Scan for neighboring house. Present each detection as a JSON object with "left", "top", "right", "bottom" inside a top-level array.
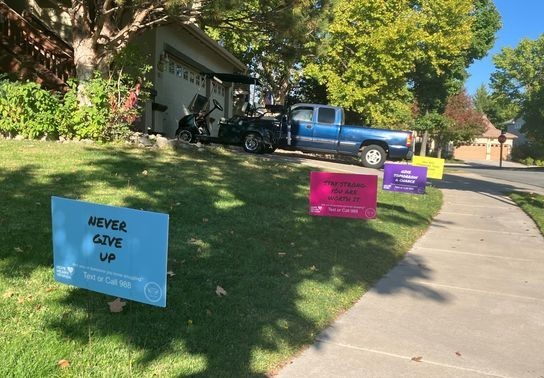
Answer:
[
  {"left": 453, "top": 115, "right": 517, "bottom": 161},
  {"left": 506, "top": 117, "right": 528, "bottom": 147},
  {"left": 0, "top": 0, "right": 249, "bottom": 138}
]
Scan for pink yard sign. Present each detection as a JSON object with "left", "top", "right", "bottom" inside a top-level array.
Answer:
[{"left": 309, "top": 172, "right": 378, "bottom": 219}]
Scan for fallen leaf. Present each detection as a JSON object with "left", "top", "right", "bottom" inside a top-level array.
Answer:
[
  {"left": 2, "top": 290, "right": 14, "bottom": 299},
  {"left": 310, "top": 265, "right": 318, "bottom": 272},
  {"left": 202, "top": 218, "right": 209, "bottom": 223},
  {"left": 290, "top": 242, "right": 295, "bottom": 247},
  {"left": 35, "top": 202, "right": 41, "bottom": 206},
  {"left": 14, "top": 247, "right": 23, "bottom": 253},
  {"left": 455, "top": 352, "right": 462, "bottom": 357},
  {"left": 57, "top": 359, "right": 70, "bottom": 369},
  {"left": 187, "top": 319, "right": 193, "bottom": 326},
  {"left": 142, "top": 170, "right": 148, "bottom": 176},
  {"left": 281, "top": 272, "right": 290, "bottom": 278},
  {"left": 108, "top": 298, "right": 127, "bottom": 313},
  {"left": 35, "top": 304, "right": 42, "bottom": 311},
  {"left": 167, "top": 271, "right": 175, "bottom": 277},
  {"left": 215, "top": 285, "right": 227, "bottom": 297},
  {"left": 278, "top": 252, "right": 286, "bottom": 257},
  {"left": 45, "top": 287, "right": 55, "bottom": 293},
  {"left": 411, "top": 356, "right": 423, "bottom": 362},
  {"left": 17, "top": 297, "right": 25, "bottom": 304},
  {"left": 206, "top": 309, "right": 213, "bottom": 316}
]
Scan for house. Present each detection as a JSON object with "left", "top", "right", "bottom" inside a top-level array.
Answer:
[
  {"left": 453, "top": 115, "right": 517, "bottom": 161},
  {"left": 135, "top": 23, "right": 248, "bottom": 137},
  {"left": 506, "top": 117, "right": 528, "bottom": 147},
  {"left": 0, "top": 0, "right": 249, "bottom": 138}
]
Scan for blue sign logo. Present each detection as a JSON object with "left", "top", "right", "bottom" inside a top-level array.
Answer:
[{"left": 51, "top": 197, "right": 169, "bottom": 307}]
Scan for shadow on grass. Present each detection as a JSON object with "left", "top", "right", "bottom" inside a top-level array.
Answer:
[{"left": 0, "top": 142, "right": 441, "bottom": 377}]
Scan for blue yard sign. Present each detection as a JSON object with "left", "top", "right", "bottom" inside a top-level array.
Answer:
[{"left": 51, "top": 196, "right": 169, "bottom": 307}]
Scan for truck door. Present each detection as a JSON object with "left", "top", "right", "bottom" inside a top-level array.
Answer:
[
  {"left": 289, "top": 106, "right": 315, "bottom": 148},
  {"left": 312, "top": 107, "right": 341, "bottom": 152}
]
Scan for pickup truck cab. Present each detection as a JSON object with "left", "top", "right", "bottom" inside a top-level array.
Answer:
[{"left": 281, "top": 104, "right": 413, "bottom": 169}]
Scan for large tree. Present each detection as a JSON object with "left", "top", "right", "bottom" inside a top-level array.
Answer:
[
  {"left": 473, "top": 84, "right": 516, "bottom": 126},
  {"left": 491, "top": 34, "right": 544, "bottom": 142},
  {"left": 204, "top": 0, "right": 329, "bottom": 104},
  {"left": 305, "top": 0, "right": 423, "bottom": 127},
  {"left": 411, "top": 0, "right": 500, "bottom": 155},
  {"left": 65, "top": 0, "right": 201, "bottom": 81},
  {"left": 303, "top": 0, "right": 499, "bottom": 129}
]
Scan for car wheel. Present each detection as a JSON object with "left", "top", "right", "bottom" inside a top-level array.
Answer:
[
  {"left": 360, "top": 145, "right": 386, "bottom": 169},
  {"left": 177, "top": 129, "right": 193, "bottom": 143},
  {"left": 243, "top": 133, "right": 263, "bottom": 154}
]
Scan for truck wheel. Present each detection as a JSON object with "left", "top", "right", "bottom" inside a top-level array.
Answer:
[
  {"left": 360, "top": 145, "right": 386, "bottom": 169},
  {"left": 243, "top": 133, "right": 263, "bottom": 154},
  {"left": 176, "top": 129, "right": 193, "bottom": 143}
]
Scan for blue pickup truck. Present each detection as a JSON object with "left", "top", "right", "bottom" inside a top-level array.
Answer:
[{"left": 280, "top": 103, "right": 413, "bottom": 169}]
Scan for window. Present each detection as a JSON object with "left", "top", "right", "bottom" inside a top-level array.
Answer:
[
  {"left": 175, "top": 64, "right": 183, "bottom": 77},
  {"left": 291, "top": 108, "right": 314, "bottom": 122},
  {"left": 200, "top": 75, "right": 206, "bottom": 88},
  {"left": 317, "top": 108, "right": 336, "bottom": 124},
  {"left": 195, "top": 75, "right": 200, "bottom": 86},
  {"left": 190, "top": 72, "right": 195, "bottom": 84},
  {"left": 183, "top": 70, "right": 189, "bottom": 80},
  {"left": 168, "top": 60, "right": 175, "bottom": 74}
]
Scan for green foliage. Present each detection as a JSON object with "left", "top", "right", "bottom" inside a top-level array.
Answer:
[
  {"left": 306, "top": 0, "right": 422, "bottom": 127},
  {"left": 303, "top": 0, "right": 497, "bottom": 127},
  {"left": 491, "top": 35, "right": 544, "bottom": 143},
  {"left": 473, "top": 84, "right": 516, "bottom": 125},
  {"left": 414, "top": 111, "right": 452, "bottom": 133},
  {"left": 0, "top": 79, "right": 60, "bottom": 139},
  {"left": 0, "top": 45, "right": 150, "bottom": 142},
  {"left": 204, "top": 0, "right": 328, "bottom": 104},
  {"left": 511, "top": 141, "right": 544, "bottom": 162},
  {"left": 510, "top": 192, "right": 544, "bottom": 236},
  {"left": 410, "top": 0, "right": 499, "bottom": 114}
]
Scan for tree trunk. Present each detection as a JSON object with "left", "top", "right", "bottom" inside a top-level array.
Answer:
[{"left": 419, "top": 130, "right": 429, "bottom": 156}]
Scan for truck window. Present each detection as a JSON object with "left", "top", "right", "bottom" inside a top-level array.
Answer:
[
  {"left": 317, "top": 108, "right": 336, "bottom": 124},
  {"left": 291, "top": 108, "right": 314, "bottom": 122}
]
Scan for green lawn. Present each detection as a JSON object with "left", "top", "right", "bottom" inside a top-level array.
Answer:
[
  {"left": 0, "top": 140, "right": 442, "bottom": 377},
  {"left": 510, "top": 192, "right": 544, "bottom": 235}
]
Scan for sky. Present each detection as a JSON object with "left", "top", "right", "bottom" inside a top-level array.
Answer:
[{"left": 465, "top": 0, "right": 544, "bottom": 95}]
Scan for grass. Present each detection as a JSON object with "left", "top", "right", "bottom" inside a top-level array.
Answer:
[
  {"left": 510, "top": 192, "right": 544, "bottom": 235},
  {"left": 0, "top": 140, "right": 442, "bottom": 377}
]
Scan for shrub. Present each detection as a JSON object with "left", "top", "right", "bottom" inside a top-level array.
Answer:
[
  {"left": 525, "top": 157, "right": 535, "bottom": 166},
  {"left": 0, "top": 79, "right": 59, "bottom": 139}
]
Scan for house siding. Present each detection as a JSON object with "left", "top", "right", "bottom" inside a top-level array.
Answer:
[{"left": 147, "top": 24, "right": 243, "bottom": 137}]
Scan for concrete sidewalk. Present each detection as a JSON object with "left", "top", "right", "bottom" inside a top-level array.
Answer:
[{"left": 277, "top": 174, "right": 544, "bottom": 378}]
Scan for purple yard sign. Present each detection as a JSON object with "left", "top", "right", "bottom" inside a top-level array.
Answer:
[
  {"left": 382, "top": 163, "right": 428, "bottom": 194},
  {"left": 309, "top": 172, "right": 378, "bottom": 219}
]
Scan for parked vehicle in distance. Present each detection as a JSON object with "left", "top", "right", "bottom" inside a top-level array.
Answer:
[{"left": 177, "top": 100, "right": 413, "bottom": 169}]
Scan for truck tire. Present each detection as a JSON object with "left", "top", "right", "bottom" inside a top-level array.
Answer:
[
  {"left": 243, "top": 133, "right": 263, "bottom": 154},
  {"left": 360, "top": 145, "right": 386, "bottom": 169}
]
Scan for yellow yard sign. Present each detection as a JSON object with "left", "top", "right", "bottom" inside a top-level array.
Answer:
[{"left": 411, "top": 156, "right": 445, "bottom": 179}]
